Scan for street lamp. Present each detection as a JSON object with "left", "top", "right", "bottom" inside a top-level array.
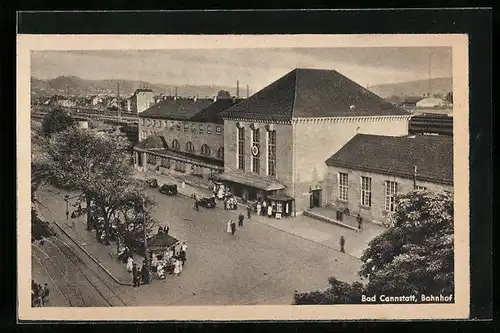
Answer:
[{"left": 64, "top": 194, "right": 70, "bottom": 220}]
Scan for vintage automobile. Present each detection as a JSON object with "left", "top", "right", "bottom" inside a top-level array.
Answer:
[
  {"left": 198, "top": 196, "right": 216, "bottom": 209},
  {"left": 159, "top": 183, "right": 178, "bottom": 196},
  {"left": 145, "top": 178, "right": 159, "bottom": 188}
]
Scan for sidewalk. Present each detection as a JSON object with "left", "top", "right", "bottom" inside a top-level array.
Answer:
[{"left": 134, "top": 170, "right": 386, "bottom": 259}]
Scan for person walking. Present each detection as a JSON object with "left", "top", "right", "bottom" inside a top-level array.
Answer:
[
  {"left": 173, "top": 258, "right": 181, "bottom": 276},
  {"left": 256, "top": 201, "right": 262, "bottom": 216},
  {"left": 226, "top": 220, "right": 232, "bottom": 234},
  {"left": 180, "top": 242, "right": 187, "bottom": 264},
  {"left": 194, "top": 199, "right": 199, "bottom": 211},
  {"left": 247, "top": 205, "right": 252, "bottom": 219},
  {"left": 238, "top": 212, "right": 244, "bottom": 227},
  {"left": 141, "top": 260, "right": 150, "bottom": 285},
  {"left": 267, "top": 204, "right": 273, "bottom": 218},
  {"left": 230, "top": 220, "right": 236, "bottom": 235},
  {"left": 340, "top": 236, "right": 346, "bottom": 253},
  {"left": 262, "top": 200, "right": 267, "bottom": 216},
  {"left": 357, "top": 214, "right": 363, "bottom": 231}
]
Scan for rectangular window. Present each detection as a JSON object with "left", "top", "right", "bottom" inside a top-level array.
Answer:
[
  {"left": 267, "top": 130, "right": 276, "bottom": 177},
  {"left": 216, "top": 125, "right": 222, "bottom": 134},
  {"left": 361, "top": 176, "right": 372, "bottom": 207},
  {"left": 177, "top": 123, "right": 181, "bottom": 131},
  {"left": 237, "top": 127, "right": 245, "bottom": 171},
  {"left": 199, "top": 124, "right": 204, "bottom": 133},
  {"left": 251, "top": 128, "right": 260, "bottom": 174},
  {"left": 184, "top": 123, "right": 189, "bottom": 131},
  {"left": 169, "top": 121, "right": 174, "bottom": 130},
  {"left": 158, "top": 120, "right": 162, "bottom": 128},
  {"left": 416, "top": 185, "right": 427, "bottom": 191},
  {"left": 385, "top": 181, "right": 398, "bottom": 212},
  {"left": 207, "top": 124, "right": 212, "bottom": 134},
  {"left": 338, "top": 172, "right": 348, "bottom": 201}
]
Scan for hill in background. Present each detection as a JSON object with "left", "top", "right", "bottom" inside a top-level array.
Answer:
[
  {"left": 368, "top": 77, "right": 453, "bottom": 99},
  {"left": 31, "top": 75, "right": 240, "bottom": 98}
]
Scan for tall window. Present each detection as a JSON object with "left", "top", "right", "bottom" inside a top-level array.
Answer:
[
  {"left": 201, "top": 144, "right": 211, "bottom": 156},
  {"left": 338, "top": 172, "right": 348, "bottom": 201},
  {"left": 361, "top": 176, "right": 372, "bottom": 207},
  {"left": 237, "top": 127, "right": 245, "bottom": 171},
  {"left": 251, "top": 128, "right": 260, "bottom": 174},
  {"left": 385, "top": 181, "right": 398, "bottom": 212},
  {"left": 172, "top": 139, "right": 180, "bottom": 150},
  {"left": 207, "top": 124, "right": 212, "bottom": 134},
  {"left": 186, "top": 141, "right": 194, "bottom": 153},
  {"left": 267, "top": 130, "right": 276, "bottom": 177},
  {"left": 217, "top": 147, "right": 224, "bottom": 159}
]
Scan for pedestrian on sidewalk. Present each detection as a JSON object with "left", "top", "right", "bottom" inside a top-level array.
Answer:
[
  {"left": 262, "top": 200, "right": 267, "bottom": 216},
  {"left": 230, "top": 220, "right": 236, "bottom": 235},
  {"left": 247, "top": 205, "right": 252, "bottom": 219},
  {"left": 173, "top": 258, "right": 181, "bottom": 276},
  {"left": 126, "top": 256, "right": 134, "bottom": 273},
  {"left": 238, "top": 212, "right": 244, "bottom": 227},
  {"left": 141, "top": 260, "right": 149, "bottom": 285},
  {"left": 181, "top": 181, "right": 186, "bottom": 190},
  {"left": 340, "top": 236, "right": 346, "bottom": 253},
  {"left": 267, "top": 204, "right": 273, "bottom": 218},
  {"left": 256, "top": 201, "right": 262, "bottom": 216},
  {"left": 180, "top": 242, "right": 187, "bottom": 264},
  {"left": 357, "top": 214, "right": 363, "bottom": 231},
  {"left": 194, "top": 199, "right": 199, "bottom": 211},
  {"left": 226, "top": 220, "right": 232, "bottom": 234}
]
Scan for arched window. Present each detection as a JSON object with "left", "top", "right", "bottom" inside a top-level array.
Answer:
[
  {"left": 201, "top": 144, "right": 211, "bottom": 156},
  {"left": 186, "top": 141, "right": 195, "bottom": 153},
  {"left": 216, "top": 147, "right": 224, "bottom": 159},
  {"left": 172, "top": 139, "right": 180, "bottom": 150}
]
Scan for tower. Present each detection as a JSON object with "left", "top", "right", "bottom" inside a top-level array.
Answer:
[{"left": 236, "top": 80, "right": 240, "bottom": 98}]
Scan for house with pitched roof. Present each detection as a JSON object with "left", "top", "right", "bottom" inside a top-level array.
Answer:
[
  {"left": 217, "top": 68, "right": 412, "bottom": 215},
  {"left": 130, "top": 88, "right": 155, "bottom": 114},
  {"left": 133, "top": 97, "right": 243, "bottom": 180},
  {"left": 324, "top": 134, "right": 453, "bottom": 225}
]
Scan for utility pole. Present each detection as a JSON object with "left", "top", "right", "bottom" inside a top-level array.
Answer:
[
  {"left": 413, "top": 165, "right": 417, "bottom": 190},
  {"left": 236, "top": 80, "right": 240, "bottom": 98},
  {"left": 246, "top": 85, "right": 249, "bottom": 98},
  {"left": 142, "top": 195, "right": 150, "bottom": 284}
]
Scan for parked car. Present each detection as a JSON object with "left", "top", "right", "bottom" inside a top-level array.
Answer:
[
  {"left": 198, "top": 196, "right": 216, "bottom": 209},
  {"left": 159, "top": 183, "right": 178, "bottom": 196},
  {"left": 145, "top": 178, "right": 159, "bottom": 188}
]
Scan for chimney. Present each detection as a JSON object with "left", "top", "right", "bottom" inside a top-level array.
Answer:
[{"left": 236, "top": 80, "right": 240, "bottom": 98}]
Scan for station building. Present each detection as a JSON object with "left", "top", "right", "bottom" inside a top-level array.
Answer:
[
  {"left": 216, "top": 68, "right": 412, "bottom": 215},
  {"left": 325, "top": 134, "right": 453, "bottom": 224},
  {"left": 133, "top": 97, "right": 242, "bottom": 180}
]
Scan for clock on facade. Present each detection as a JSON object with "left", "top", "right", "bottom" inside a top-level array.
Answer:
[{"left": 251, "top": 145, "right": 259, "bottom": 156}]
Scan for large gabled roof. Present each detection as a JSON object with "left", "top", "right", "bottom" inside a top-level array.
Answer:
[
  {"left": 325, "top": 134, "right": 453, "bottom": 185},
  {"left": 220, "top": 68, "right": 409, "bottom": 121},
  {"left": 139, "top": 98, "right": 214, "bottom": 120}
]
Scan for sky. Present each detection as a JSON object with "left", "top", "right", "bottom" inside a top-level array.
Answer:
[{"left": 31, "top": 47, "right": 452, "bottom": 91}]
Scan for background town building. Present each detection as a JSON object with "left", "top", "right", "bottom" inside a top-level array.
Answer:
[
  {"left": 218, "top": 68, "right": 412, "bottom": 214},
  {"left": 130, "top": 88, "right": 155, "bottom": 114},
  {"left": 325, "top": 134, "right": 453, "bottom": 224}
]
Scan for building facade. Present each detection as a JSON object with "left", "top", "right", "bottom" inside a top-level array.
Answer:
[
  {"left": 218, "top": 68, "right": 411, "bottom": 215},
  {"left": 134, "top": 97, "right": 240, "bottom": 180},
  {"left": 325, "top": 134, "right": 453, "bottom": 224},
  {"left": 131, "top": 88, "right": 155, "bottom": 114}
]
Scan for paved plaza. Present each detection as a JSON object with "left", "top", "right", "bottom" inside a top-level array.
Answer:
[{"left": 33, "top": 180, "right": 383, "bottom": 306}]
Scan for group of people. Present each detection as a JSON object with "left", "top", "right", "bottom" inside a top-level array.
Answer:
[
  {"left": 255, "top": 199, "right": 275, "bottom": 217},
  {"left": 223, "top": 195, "right": 238, "bottom": 210},
  {"left": 226, "top": 212, "right": 246, "bottom": 235},
  {"left": 31, "top": 280, "right": 50, "bottom": 307},
  {"left": 128, "top": 259, "right": 151, "bottom": 287}
]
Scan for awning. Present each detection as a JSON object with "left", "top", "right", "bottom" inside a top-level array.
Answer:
[
  {"left": 267, "top": 194, "right": 294, "bottom": 202},
  {"left": 135, "top": 147, "right": 224, "bottom": 170},
  {"left": 214, "top": 170, "right": 285, "bottom": 191},
  {"left": 147, "top": 233, "right": 179, "bottom": 252}
]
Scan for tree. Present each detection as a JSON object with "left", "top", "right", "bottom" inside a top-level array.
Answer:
[
  {"left": 294, "top": 278, "right": 364, "bottom": 305},
  {"left": 292, "top": 190, "right": 454, "bottom": 304},
  {"left": 47, "top": 128, "right": 134, "bottom": 230},
  {"left": 217, "top": 90, "right": 232, "bottom": 99},
  {"left": 359, "top": 190, "right": 454, "bottom": 296},
  {"left": 41, "top": 107, "right": 75, "bottom": 137}
]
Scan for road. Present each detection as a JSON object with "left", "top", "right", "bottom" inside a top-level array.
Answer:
[{"left": 35, "top": 185, "right": 362, "bottom": 306}]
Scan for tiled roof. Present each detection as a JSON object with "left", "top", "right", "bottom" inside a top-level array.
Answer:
[
  {"left": 135, "top": 88, "right": 153, "bottom": 93},
  {"left": 139, "top": 98, "right": 214, "bottom": 120},
  {"left": 147, "top": 233, "right": 178, "bottom": 251},
  {"left": 189, "top": 99, "right": 244, "bottom": 124},
  {"left": 135, "top": 134, "right": 167, "bottom": 149},
  {"left": 325, "top": 134, "right": 453, "bottom": 185},
  {"left": 221, "top": 68, "right": 408, "bottom": 121}
]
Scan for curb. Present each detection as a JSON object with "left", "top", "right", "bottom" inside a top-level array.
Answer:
[
  {"left": 303, "top": 211, "right": 360, "bottom": 232},
  {"left": 53, "top": 221, "right": 133, "bottom": 286}
]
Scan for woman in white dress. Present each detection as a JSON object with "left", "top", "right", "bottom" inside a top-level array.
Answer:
[
  {"left": 126, "top": 257, "right": 134, "bottom": 272},
  {"left": 226, "top": 220, "right": 232, "bottom": 233},
  {"left": 173, "top": 258, "right": 182, "bottom": 276}
]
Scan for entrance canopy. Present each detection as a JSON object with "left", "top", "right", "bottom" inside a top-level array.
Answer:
[{"left": 214, "top": 170, "right": 285, "bottom": 191}]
